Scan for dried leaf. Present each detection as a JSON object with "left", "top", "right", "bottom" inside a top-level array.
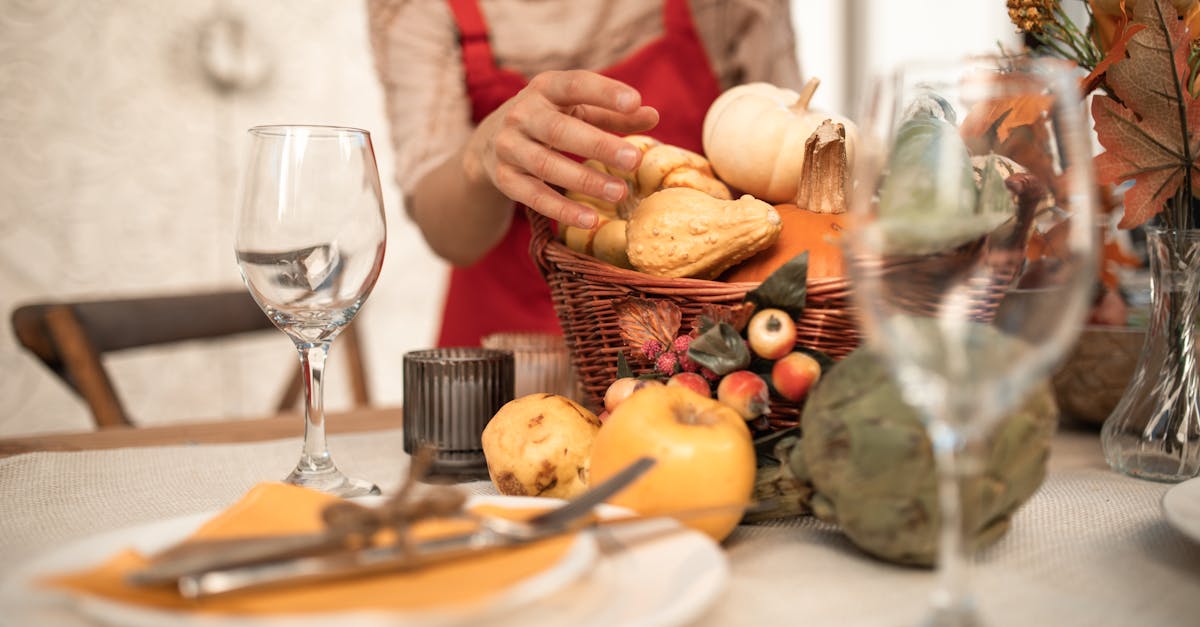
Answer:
[
  {"left": 1093, "top": 0, "right": 1200, "bottom": 228},
  {"left": 614, "top": 298, "right": 681, "bottom": 356},
  {"left": 1080, "top": 22, "right": 1146, "bottom": 95},
  {"left": 1026, "top": 220, "right": 1071, "bottom": 261},
  {"left": 1100, "top": 233, "right": 1141, "bottom": 289},
  {"left": 691, "top": 303, "right": 756, "bottom": 336},
  {"left": 961, "top": 93, "right": 1054, "bottom": 144}
]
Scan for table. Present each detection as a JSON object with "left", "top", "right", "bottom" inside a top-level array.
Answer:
[{"left": 1, "top": 411, "right": 1197, "bottom": 626}]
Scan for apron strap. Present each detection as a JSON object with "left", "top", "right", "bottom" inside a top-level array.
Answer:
[
  {"left": 447, "top": 0, "right": 498, "bottom": 80},
  {"left": 663, "top": 0, "right": 699, "bottom": 36}
]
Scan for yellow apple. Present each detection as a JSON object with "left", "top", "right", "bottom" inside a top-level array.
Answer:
[{"left": 589, "top": 385, "right": 756, "bottom": 542}]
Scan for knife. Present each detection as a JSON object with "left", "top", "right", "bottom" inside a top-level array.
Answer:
[{"left": 129, "top": 456, "right": 657, "bottom": 591}]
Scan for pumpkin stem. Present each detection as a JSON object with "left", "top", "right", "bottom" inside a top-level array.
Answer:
[
  {"left": 791, "top": 77, "right": 821, "bottom": 113},
  {"left": 795, "top": 119, "right": 848, "bottom": 214}
]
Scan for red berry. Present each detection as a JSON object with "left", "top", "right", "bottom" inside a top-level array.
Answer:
[
  {"left": 655, "top": 351, "right": 679, "bottom": 375},
  {"left": 641, "top": 339, "right": 665, "bottom": 361}
]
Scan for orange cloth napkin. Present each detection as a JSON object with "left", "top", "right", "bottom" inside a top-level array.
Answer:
[{"left": 42, "top": 483, "right": 578, "bottom": 616}]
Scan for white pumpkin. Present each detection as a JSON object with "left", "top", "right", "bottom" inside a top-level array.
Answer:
[{"left": 702, "top": 78, "right": 857, "bottom": 204}]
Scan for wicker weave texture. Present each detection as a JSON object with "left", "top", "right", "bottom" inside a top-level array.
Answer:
[{"left": 529, "top": 211, "right": 861, "bottom": 428}]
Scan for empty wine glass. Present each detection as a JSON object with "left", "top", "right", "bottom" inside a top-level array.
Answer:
[
  {"left": 845, "top": 56, "right": 1097, "bottom": 625},
  {"left": 236, "top": 125, "right": 386, "bottom": 497}
]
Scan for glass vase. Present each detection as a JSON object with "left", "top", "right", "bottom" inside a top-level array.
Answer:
[{"left": 1101, "top": 227, "right": 1200, "bottom": 482}]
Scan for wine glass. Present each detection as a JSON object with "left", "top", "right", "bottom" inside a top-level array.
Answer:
[
  {"left": 844, "top": 56, "right": 1097, "bottom": 625},
  {"left": 236, "top": 125, "right": 386, "bottom": 497}
]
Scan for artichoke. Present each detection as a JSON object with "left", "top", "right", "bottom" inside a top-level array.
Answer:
[{"left": 750, "top": 346, "right": 1058, "bottom": 566}]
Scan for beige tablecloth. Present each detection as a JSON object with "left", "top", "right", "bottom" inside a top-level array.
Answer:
[{"left": 1, "top": 427, "right": 1198, "bottom": 626}]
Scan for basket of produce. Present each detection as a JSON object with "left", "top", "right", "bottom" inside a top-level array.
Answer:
[{"left": 529, "top": 79, "right": 860, "bottom": 432}]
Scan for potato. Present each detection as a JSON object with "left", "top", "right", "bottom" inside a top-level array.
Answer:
[{"left": 481, "top": 393, "right": 602, "bottom": 499}]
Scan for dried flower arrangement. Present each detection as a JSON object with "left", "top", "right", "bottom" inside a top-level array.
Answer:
[{"left": 1006, "top": 0, "right": 1200, "bottom": 230}]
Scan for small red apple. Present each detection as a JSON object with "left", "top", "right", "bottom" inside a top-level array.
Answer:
[
  {"left": 716, "top": 370, "right": 770, "bottom": 420},
  {"left": 746, "top": 308, "right": 797, "bottom": 360},
  {"left": 772, "top": 352, "right": 822, "bottom": 402},
  {"left": 667, "top": 372, "right": 711, "bottom": 397},
  {"left": 604, "top": 377, "right": 664, "bottom": 412}
]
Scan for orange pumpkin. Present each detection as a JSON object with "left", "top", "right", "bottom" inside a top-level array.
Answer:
[{"left": 721, "top": 203, "right": 845, "bottom": 283}]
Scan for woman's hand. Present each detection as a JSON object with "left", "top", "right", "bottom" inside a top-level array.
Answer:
[{"left": 464, "top": 70, "right": 660, "bottom": 229}]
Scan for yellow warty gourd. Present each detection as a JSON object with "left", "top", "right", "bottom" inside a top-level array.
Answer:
[{"left": 626, "top": 188, "right": 781, "bottom": 280}]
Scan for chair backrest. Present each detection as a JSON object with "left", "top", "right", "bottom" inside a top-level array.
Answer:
[{"left": 11, "top": 290, "right": 370, "bottom": 428}]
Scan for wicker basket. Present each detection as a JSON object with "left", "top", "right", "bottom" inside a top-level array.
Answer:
[{"left": 528, "top": 210, "right": 861, "bottom": 430}]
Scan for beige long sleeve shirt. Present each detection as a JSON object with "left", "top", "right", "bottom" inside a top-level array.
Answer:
[{"left": 366, "top": 0, "right": 802, "bottom": 199}]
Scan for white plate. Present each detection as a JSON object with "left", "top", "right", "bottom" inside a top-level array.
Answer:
[
  {"left": 1163, "top": 475, "right": 1200, "bottom": 545},
  {"left": 1, "top": 496, "right": 728, "bottom": 627}
]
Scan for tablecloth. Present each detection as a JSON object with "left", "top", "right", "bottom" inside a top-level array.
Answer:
[{"left": 1, "top": 427, "right": 1197, "bottom": 626}]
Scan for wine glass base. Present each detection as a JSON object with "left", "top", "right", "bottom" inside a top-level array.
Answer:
[{"left": 283, "top": 467, "right": 381, "bottom": 498}]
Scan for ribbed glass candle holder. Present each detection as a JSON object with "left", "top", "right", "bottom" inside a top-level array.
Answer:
[{"left": 402, "top": 348, "right": 514, "bottom": 480}]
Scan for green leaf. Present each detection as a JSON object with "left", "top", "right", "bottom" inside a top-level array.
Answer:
[
  {"left": 687, "top": 322, "right": 751, "bottom": 375},
  {"left": 746, "top": 252, "right": 810, "bottom": 319},
  {"left": 616, "top": 351, "right": 633, "bottom": 379}
]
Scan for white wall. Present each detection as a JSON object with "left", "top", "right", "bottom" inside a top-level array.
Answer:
[
  {"left": 794, "top": 0, "right": 1020, "bottom": 115},
  {"left": 0, "top": 1, "right": 444, "bottom": 434}
]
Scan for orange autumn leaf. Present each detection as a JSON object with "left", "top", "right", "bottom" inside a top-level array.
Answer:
[
  {"left": 1026, "top": 220, "right": 1071, "bottom": 261},
  {"left": 1089, "top": 0, "right": 1132, "bottom": 52},
  {"left": 1080, "top": 21, "right": 1146, "bottom": 95},
  {"left": 1027, "top": 220, "right": 1138, "bottom": 289},
  {"left": 959, "top": 67, "right": 1064, "bottom": 143},
  {"left": 1100, "top": 236, "right": 1141, "bottom": 288},
  {"left": 961, "top": 94, "right": 1055, "bottom": 143},
  {"left": 1092, "top": 0, "right": 1200, "bottom": 228}
]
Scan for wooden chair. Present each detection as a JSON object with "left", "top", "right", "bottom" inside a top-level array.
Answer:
[{"left": 10, "top": 290, "right": 371, "bottom": 429}]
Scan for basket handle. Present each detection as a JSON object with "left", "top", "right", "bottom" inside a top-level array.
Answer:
[{"left": 527, "top": 207, "right": 557, "bottom": 278}]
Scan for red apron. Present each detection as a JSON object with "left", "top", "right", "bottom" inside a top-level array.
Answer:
[{"left": 438, "top": 0, "right": 722, "bottom": 347}]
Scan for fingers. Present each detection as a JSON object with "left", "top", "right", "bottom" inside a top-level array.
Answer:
[
  {"left": 571, "top": 104, "right": 659, "bottom": 135},
  {"left": 496, "top": 132, "right": 626, "bottom": 203},
  {"left": 506, "top": 101, "right": 647, "bottom": 174},
  {"left": 528, "top": 70, "right": 641, "bottom": 112},
  {"left": 493, "top": 162, "right": 600, "bottom": 229},
  {"left": 479, "top": 71, "right": 666, "bottom": 227},
  {"left": 518, "top": 71, "right": 658, "bottom": 170}
]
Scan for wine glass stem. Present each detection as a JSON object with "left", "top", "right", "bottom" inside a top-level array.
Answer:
[
  {"left": 928, "top": 420, "right": 985, "bottom": 626},
  {"left": 297, "top": 340, "right": 334, "bottom": 472}
]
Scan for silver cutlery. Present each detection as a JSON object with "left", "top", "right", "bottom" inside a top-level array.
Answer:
[
  {"left": 180, "top": 493, "right": 758, "bottom": 599},
  {"left": 130, "top": 456, "right": 657, "bottom": 595}
]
